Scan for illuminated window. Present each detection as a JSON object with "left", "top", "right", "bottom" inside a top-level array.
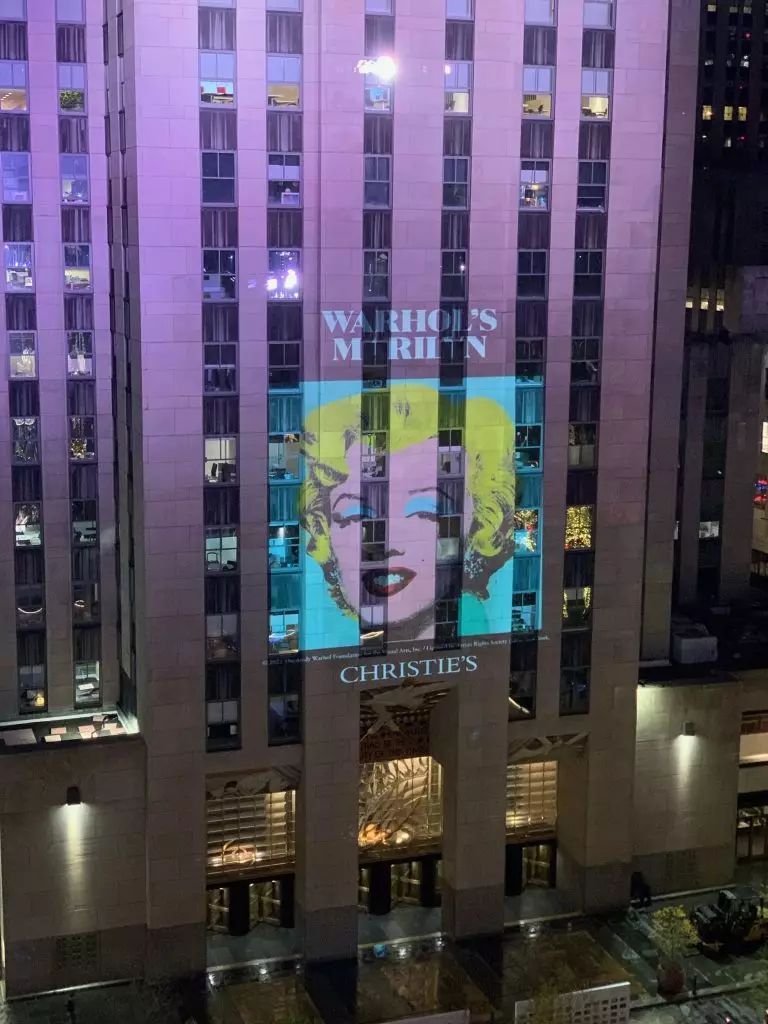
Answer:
[
  {"left": 268, "top": 432, "right": 301, "bottom": 480},
  {"left": 447, "top": 0, "right": 473, "bottom": 16},
  {"left": 520, "top": 159, "right": 550, "bottom": 209},
  {"left": 698, "top": 520, "right": 720, "bottom": 539},
  {"left": 359, "top": 758, "right": 443, "bottom": 850},
  {"left": 514, "top": 509, "right": 539, "bottom": 554},
  {"left": 4, "top": 242, "right": 33, "bottom": 291},
  {"left": 716, "top": 289, "right": 725, "bottom": 312},
  {"left": 267, "top": 248, "right": 301, "bottom": 299},
  {"left": 563, "top": 586, "right": 591, "bottom": 628},
  {"left": 267, "top": 55, "right": 301, "bottom": 108},
  {"left": 506, "top": 761, "right": 557, "bottom": 835},
  {"left": 200, "top": 52, "right": 235, "bottom": 105},
  {"left": 269, "top": 610, "right": 299, "bottom": 654},
  {"left": 522, "top": 66, "right": 553, "bottom": 117},
  {"left": 206, "top": 527, "right": 239, "bottom": 572},
  {"left": 72, "top": 499, "right": 97, "bottom": 546},
  {"left": 702, "top": 104, "right": 714, "bottom": 119},
  {"left": 724, "top": 105, "right": 734, "bottom": 120},
  {"left": 9, "top": 331, "right": 35, "bottom": 378},
  {"left": 11, "top": 417, "right": 39, "bottom": 465},
  {"left": 0, "top": 61, "right": 27, "bottom": 112},
  {"left": 363, "top": 249, "right": 389, "bottom": 299},
  {"left": 63, "top": 243, "right": 91, "bottom": 292},
  {"left": 206, "top": 612, "right": 240, "bottom": 660},
  {"left": 565, "top": 505, "right": 594, "bottom": 549},
  {"left": 581, "top": 68, "right": 611, "bottom": 119},
  {"left": 74, "top": 659, "right": 100, "bottom": 707},
  {"left": 2, "top": 153, "right": 30, "bottom": 203},
  {"left": 269, "top": 153, "right": 301, "bottom": 206},
  {"left": 60, "top": 153, "right": 89, "bottom": 204},
  {"left": 738, "top": 105, "right": 748, "bottom": 120},
  {"left": 269, "top": 523, "right": 299, "bottom": 569},
  {"left": 700, "top": 288, "right": 710, "bottom": 310},
  {"left": 205, "top": 437, "right": 237, "bottom": 484},
  {"left": 15, "top": 502, "right": 41, "bottom": 548},
  {"left": 762, "top": 421, "right": 768, "bottom": 454},
  {"left": 69, "top": 415, "right": 96, "bottom": 461},
  {"left": 365, "top": 72, "right": 392, "bottom": 112},
  {"left": 445, "top": 61, "right": 472, "bottom": 114},
  {"left": 67, "top": 331, "right": 93, "bottom": 376},
  {"left": 58, "top": 63, "right": 86, "bottom": 111}
]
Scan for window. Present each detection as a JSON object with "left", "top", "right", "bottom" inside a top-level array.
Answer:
[
  {"left": 267, "top": 248, "right": 301, "bottom": 300},
  {"left": 4, "top": 242, "right": 32, "bottom": 290},
  {"left": 2, "top": 152, "right": 29, "bottom": 202},
  {"left": 206, "top": 612, "right": 240, "bottom": 660},
  {"left": 206, "top": 665, "right": 240, "bottom": 750},
  {"left": 17, "top": 579, "right": 43, "bottom": 629},
  {"left": 445, "top": 61, "right": 472, "bottom": 113},
  {"left": 73, "top": 583, "right": 99, "bottom": 624},
  {"left": 581, "top": 69, "right": 611, "bottom": 118},
  {"left": 363, "top": 249, "right": 389, "bottom": 298},
  {"left": 447, "top": 0, "right": 473, "bottom": 16},
  {"left": 72, "top": 498, "right": 98, "bottom": 545},
  {"left": 269, "top": 610, "right": 299, "bottom": 654},
  {"left": 204, "top": 437, "right": 237, "bottom": 484},
  {"left": 269, "top": 342, "right": 301, "bottom": 389},
  {"left": 525, "top": 0, "right": 555, "bottom": 24},
  {"left": 568, "top": 423, "right": 597, "bottom": 468},
  {"left": 571, "top": 337, "right": 599, "bottom": 383},
  {"left": 0, "top": 61, "right": 26, "bottom": 112},
  {"left": 9, "top": 330, "right": 35, "bottom": 377},
  {"left": 12, "top": 416, "right": 38, "bottom": 464},
  {"left": 441, "top": 250, "right": 467, "bottom": 299},
  {"left": 509, "top": 640, "right": 537, "bottom": 720},
  {"left": 367, "top": 0, "right": 393, "bottom": 10},
  {"left": 199, "top": 7, "right": 236, "bottom": 49},
  {"left": 267, "top": 55, "right": 301, "bottom": 108},
  {"left": 520, "top": 159, "right": 550, "bottom": 209},
  {"left": 200, "top": 51, "right": 235, "bottom": 105},
  {"left": 560, "top": 633, "right": 590, "bottom": 715},
  {"left": 574, "top": 250, "right": 603, "bottom": 296},
  {"left": 517, "top": 338, "right": 544, "bottom": 383},
  {"left": 267, "top": 0, "right": 301, "bottom": 10},
  {"left": 443, "top": 156, "right": 469, "bottom": 208},
  {"left": 206, "top": 527, "right": 238, "bottom": 572},
  {"left": 203, "top": 248, "right": 236, "bottom": 301},
  {"left": 365, "top": 15, "right": 395, "bottom": 56},
  {"left": 69, "top": 414, "right": 95, "bottom": 461},
  {"left": 15, "top": 501, "right": 41, "bottom": 547},
  {"left": 268, "top": 661, "right": 301, "bottom": 744},
  {"left": 518, "top": 250, "right": 547, "bottom": 298},
  {"left": 268, "top": 153, "right": 300, "bottom": 206},
  {"left": 563, "top": 586, "right": 591, "bottom": 629},
  {"left": 577, "top": 160, "right": 607, "bottom": 209},
  {"left": 583, "top": 0, "right": 613, "bottom": 26},
  {"left": 515, "top": 509, "right": 539, "bottom": 554},
  {"left": 202, "top": 151, "right": 235, "bottom": 204},
  {"left": 364, "top": 155, "right": 391, "bottom": 207},
  {"left": 58, "top": 64, "right": 85, "bottom": 112},
  {"left": 18, "top": 633, "right": 45, "bottom": 714},
  {"left": 699, "top": 520, "right": 720, "bottom": 539},
  {"left": 57, "top": 0, "right": 85, "bottom": 20},
  {"left": 204, "top": 342, "right": 237, "bottom": 393},
  {"left": 762, "top": 420, "right": 768, "bottom": 454},
  {"left": 516, "top": 425, "right": 541, "bottom": 468},
  {"left": 269, "top": 523, "right": 299, "bottom": 568},
  {"left": 67, "top": 331, "right": 93, "bottom": 376},
  {"left": 60, "top": 154, "right": 88, "bottom": 203},
  {"left": 269, "top": 432, "right": 301, "bottom": 480},
  {"left": 0, "top": 0, "right": 26, "bottom": 18},
  {"left": 63, "top": 243, "right": 91, "bottom": 291},
  {"left": 522, "top": 66, "right": 553, "bottom": 117}
]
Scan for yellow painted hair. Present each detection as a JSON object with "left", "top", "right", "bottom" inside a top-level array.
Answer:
[{"left": 300, "top": 384, "right": 516, "bottom": 600}]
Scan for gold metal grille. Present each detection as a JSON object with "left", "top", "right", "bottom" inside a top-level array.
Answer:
[
  {"left": 506, "top": 760, "right": 557, "bottom": 838},
  {"left": 206, "top": 788, "right": 296, "bottom": 880},
  {"left": 358, "top": 756, "right": 443, "bottom": 858}
]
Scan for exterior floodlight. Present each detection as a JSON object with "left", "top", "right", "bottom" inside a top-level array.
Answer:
[{"left": 355, "top": 56, "right": 397, "bottom": 81}]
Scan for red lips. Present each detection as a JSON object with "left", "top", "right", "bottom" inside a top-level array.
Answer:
[{"left": 362, "top": 567, "right": 416, "bottom": 597}]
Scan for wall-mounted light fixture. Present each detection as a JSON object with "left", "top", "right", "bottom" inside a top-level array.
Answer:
[
  {"left": 681, "top": 721, "right": 696, "bottom": 737},
  {"left": 66, "top": 785, "right": 81, "bottom": 806}
]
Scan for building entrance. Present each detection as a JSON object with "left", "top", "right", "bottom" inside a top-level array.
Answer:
[
  {"left": 359, "top": 855, "right": 442, "bottom": 916},
  {"left": 206, "top": 875, "right": 295, "bottom": 936},
  {"left": 505, "top": 840, "right": 556, "bottom": 896}
]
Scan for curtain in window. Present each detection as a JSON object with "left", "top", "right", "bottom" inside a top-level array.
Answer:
[
  {"left": 199, "top": 110, "right": 237, "bottom": 151},
  {"left": 56, "top": 25, "right": 86, "bottom": 62},
  {"left": 64, "top": 296, "right": 93, "bottom": 330},
  {"left": 437, "top": 563, "right": 463, "bottom": 597},
  {"left": 571, "top": 299, "right": 603, "bottom": 338},
  {"left": 70, "top": 464, "right": 98, "bottom": 500},
  {"left": 521, "top": 121, "right": 553, "bottom": 159},
  {"left": 269, "top": 484, "right": 299, "bottom": 523},
  {"left": 441, "top": 212, "right": 468, "bottom": 250},
  {"left": 202, "top": 208, "right": 238, "bottom": 247},
  {"left": 523, "top": 26, "right": 556, "bottom": 65},
  {"left": 575, "top": 212, "right": 606, "bottom": 250},
  {"left": 0, "top": 113, "right": 29, "bottom": 152},
  {"left": 578, "top": 122, "right": 610, "bottom": 160},
  {"left": 61, "top": 207, "right": 91, "bottom": 243},
  {"left": 564, "top": 550, "right": 595, "bottom": 588},
  {"left": 437, "top": 480, "right": 464, "bottom": 516},
  {"left": 270, "top": 573, "right": 301, "bottom": 612},
  {"left": 203, "top": 304, "right": 239, "bottom": 343},
  {"left": 15, "top": 548, "right": 43, "bottom": 585},
  {"left": 561, "top": 630, "right": 591, "bottom": 668},
  {"left": 0, "top": 22, "right": 27, "bottom": 60},
  {"left": 582, "top": 29, "right": 614, "bottom": 69},
  {"left": 204, "top": 397, "right": 239, "bottom": 435},
  {"left": 268, "top": 395, "right": 301, "bottom": 433},
  {"left": 267, "top": 111, "right": 302, "bottom": 153},
  {"left": 363, "top": 210, "right": 392, "bottom": 250},
  {"left": 364, "top": 15, "right": 395, "bottom": 55},
  {"left": 206, "top": 577, "right": 240, "bottom": 614},
  {"left": 6, "top": 295, "right": 35, "bottom": 331},
  {"left": 516, "top": 473, "right": 542, "bottom": 509},
  {"left": 9, "top": 381, "right": 39, "bottom": 417},
  {"left": 267, "top": 304, "right": 302, "bottom": 342},
  {"left": 516, "top": 388, "right": 543, "bottom": 425},
  {"left": 17, "top": 630, "right": 44, "bottom": 666},
  {"left": 199, "top": 8, "right": 236, "bottom": 50},
  {"left": 59, "top": 116, "right": 88, "bottom": 154},
  {"left": 2, "top": 204, "right": 32, "bottom": 241},
  {"left": 360, "top": 482, "right": 387, "bottom": 519},
  {"left": 205, "top": 487, "right": 240, "bottom": 526},
  {"left": 445, "top": 21, "right": 474, "bottom": 61},
  {"left": 443, "top": 117, "right": 472, "bottom": 156},
  {"left": 267, "top": 210, "right": 302, "bottom": 248},
  {"left": 514, "top": 557, "right": 540, "bottom": 592},
  {"left": 267, "top": 12, "right": 302, "bottom": 54},
  {"left": 74, "top": 626, "right": 100, "bottom": 661},
  {"left": 569, "top": 386, "right": 600, "bottom": 423},
  {"left": 518, "top": 212, "right": 550, "bottom": 249},
  {"left": 510, "top": 638, "right": 537, "bottom": 671},
  {"left": 438, "top": 391, "right": 465, "bottom": 429},
  {"left": 515, "top": 300, "right": 547, "bottom": 339}
]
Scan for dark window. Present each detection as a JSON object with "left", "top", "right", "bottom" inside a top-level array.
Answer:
[
  {"left": 206, "top": 664, "right": 241, "bottom": 751},
  {"left": 202, "top": 151, "right": 235, "bottom": 204},
  {"left": 582, "top": 29, "right": 615, "bottom": 67},
  {"left": 365, "top": 15, "right": 395, "bottom": 55},
  {"left": 509, "top": 639, "right": 537, "bottom": 720},
  {"left": 444, "top": 117, "right": 472, "bottom": 156},
  {"left": 574, "top": 250, "right": 604, "bottom": 297},
  {"left": 560, "top": 632, "right": 591, "bottom": 715},
  {"left": 0, "top": 114, "right": 29, "bottom": 152},
  {"left": 200, "top": 110, "right": 238, "bottom": 151},
  {"left": 577, "top": 161, "right": 608, "bottom": 209},
  {"left": 267, "top": 209, "right": 303, "bottom": 248},
  {"left": 267, "top": 111, "right": 302, "bottom": 152},
  {"left": 61, "top": 207, "right": 91, "bottom": 243},
  {"left": 199, "top": 7, "right": 236, "bottom": 50},
  {"left": 0, "top": 21, "right": 27, "bottom": 60},
  {"left": 518, "top": 211, "right": 550, "bottom": 249},
  {"left": 203, "top": 304, "right": 239, "bottom": 343},
  {"left": 59, "top": 116, "right": 88, "bottom": 154},
  {"left": 56, "top": 26, "right": 86, "bottom": 63},
  {"left": 2, "top": 204, "right": 32, "bottom": 241},
  {"left": 6, "top": 295, "right": 36, "bottom": 331},
  {"left": 267, "top": 12, "right": 302, "bottom": 53},
  {"left": 364, "top": 113, "right": 393, "bottom": 154},
  {"left": 268, "top": 660, "right": 302, "bottom": 744},
  {"left": 524, "top": 25, "right": 556, "bottom": 65},
  {"left": 363, "top": 210, "right": 392, "bottom": 249},
  {"left": 446, "top": 21, "right": 474, "bottom": 60},
  {"left": 204, "top": 487, "right": 240, "bottom": 526},
  {"left": 521, "top": 120, "right": 553, "bottom": 159},
  {"left": 517, "top": 251, "right": 547, "bottom": 297},
  {"left": 204, "top": 397, "right": 239, "bottom": 435}
]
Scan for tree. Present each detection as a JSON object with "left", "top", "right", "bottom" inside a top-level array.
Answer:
[{"left": 650, "top": 905, "right": 699, "bottom": 996}]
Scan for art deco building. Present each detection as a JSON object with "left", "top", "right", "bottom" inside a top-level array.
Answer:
[{"left": 0, "top": 0, "right": 705, "bottom": 998}]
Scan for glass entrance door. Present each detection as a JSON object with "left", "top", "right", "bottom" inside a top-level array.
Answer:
[
  {"left": 391, "top": 861, "right": 422, "bottom": 906},
  {"left": 207, "top": 886, "right": 229, "bottom": 933},
  {"left": 249, "top": 880, "right": 281, "bottom": 926},
  {"left": 522, "top": 843, "right": 554, "bottom": 888}
]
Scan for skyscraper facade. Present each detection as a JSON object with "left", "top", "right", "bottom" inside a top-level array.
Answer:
[{"left": 0, "top": 0, "right": 700, "bottom": 997}]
